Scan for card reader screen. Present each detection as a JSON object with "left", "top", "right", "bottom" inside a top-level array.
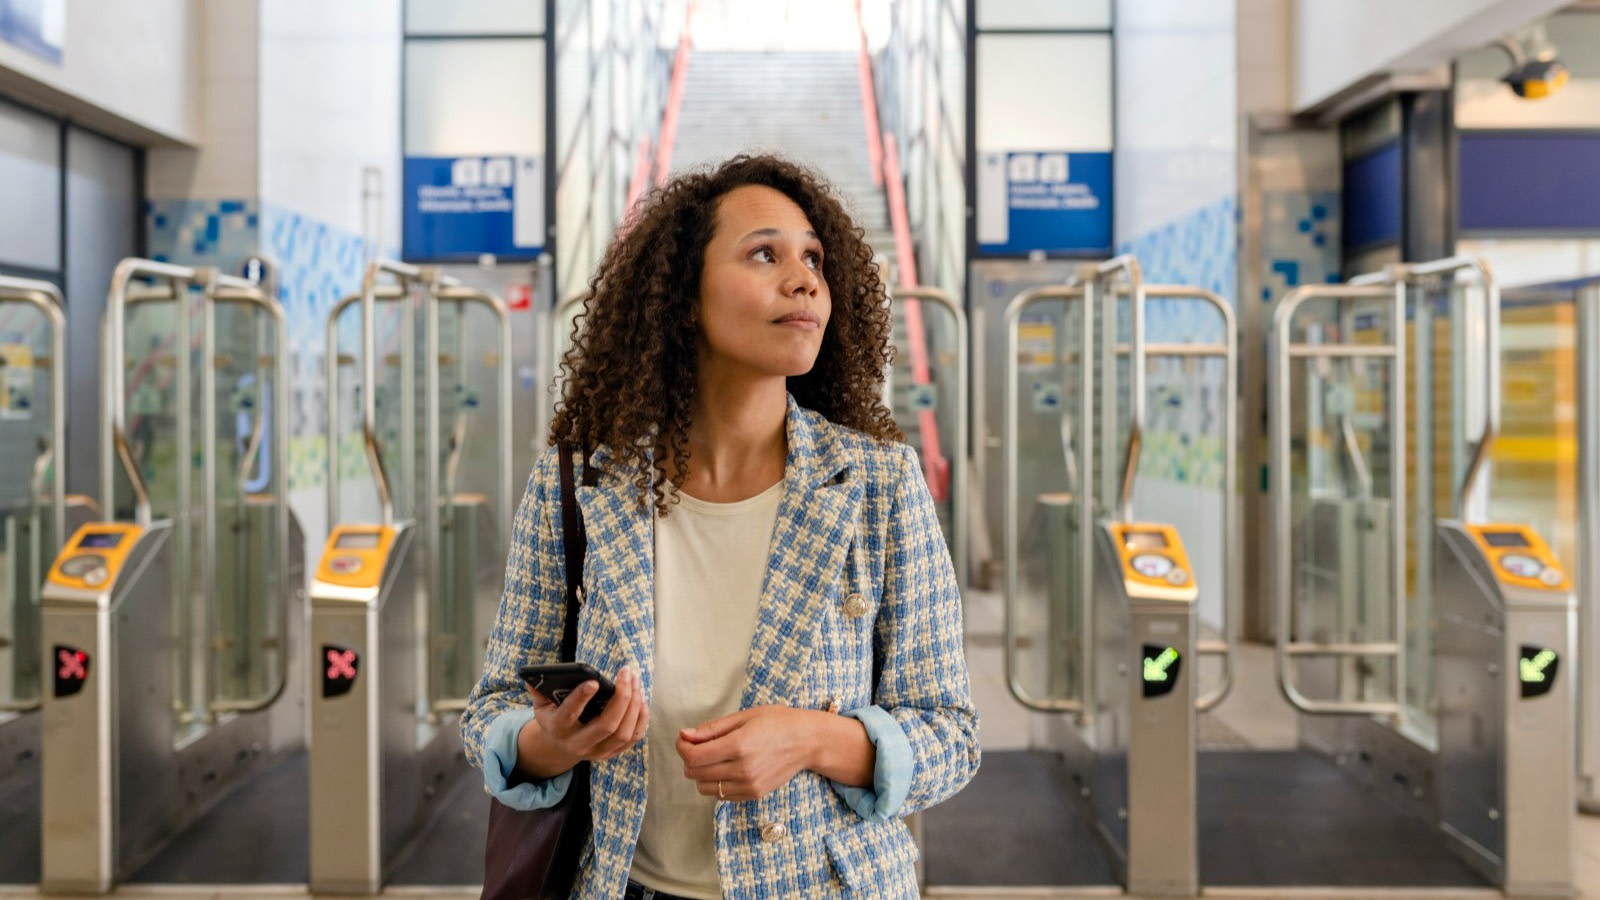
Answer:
[
  {"left": 335, "top": 532, "right": 381, "bottom": 550},
  {"left": 1482, "top": 531, "right": 1529, "bottom": 548},
  {"left": 78, "top": 532, "right": 124, "bottom": 550},
  {"left": 1124, "top": 531, "right": 1169, "bottom": 551}
]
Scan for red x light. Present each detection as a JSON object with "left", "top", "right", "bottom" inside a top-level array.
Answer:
[
  {"left": 321, "top": 644, "right": 360, "bottom": 698},
  {"left": 53, "top": 645, "right": 91, "bottom": 698}
]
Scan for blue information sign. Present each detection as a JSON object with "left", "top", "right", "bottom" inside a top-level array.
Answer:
[
  {"left": 978, "top": 150, "right": 1111, "bottom": 256},
  {"left": 402, "top": 155, "right": 545, "bottom": 262}
]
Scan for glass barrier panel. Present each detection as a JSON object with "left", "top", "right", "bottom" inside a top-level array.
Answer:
[
  {"left": 209, "top": 300, "right": 284, "bottom": 708},
  {"left": 887, "top": 297, "right": 961, "bottom": 546},
  {"left": 1287, "top": 297, "right": 1401, "bottom": 710},
  {"left": 1010, "top": 296, "right": 1088, "bottom": 705},
  {"left": 332, "top": 296, "right": 413, "bottom": 526},
  {"left": 431, "top": 300, "right": 507, "bottom": 706},
  {"left": 0, "top": 301, "right": 55, "bottom": 707}
]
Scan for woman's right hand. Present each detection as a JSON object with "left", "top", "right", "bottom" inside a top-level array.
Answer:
[{"left": 516, "top": 666, "right": 649, "bottom": 779}]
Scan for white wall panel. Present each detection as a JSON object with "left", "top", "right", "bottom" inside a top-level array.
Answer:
[
  {"left": 0, "top": 0, "right": 197, "bottom": 144},
  {"left": 977, "top": 0, "right": 1109, "bottom": 30},
  {"left": 406, "top": 0, "right": 544, "bottom": 35},
  {"left": 976, "top": 35, "right": 1111, "bottom": 152},
  {"left": 262, "top": 0, "right": 402, "bottom": 238},
  {"left": 404, "top": 39, "right": 544, "bottom": 157}
]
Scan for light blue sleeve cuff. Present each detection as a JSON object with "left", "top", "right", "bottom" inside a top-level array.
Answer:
[
  {"left": 482, "top": 708, "right": 573, "bottom": 811},
  {"left": 829, "top": 705, "right": 914, "bottom": 822}
]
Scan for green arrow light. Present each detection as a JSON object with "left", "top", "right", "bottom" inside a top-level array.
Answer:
[
  {"left": 1143, "top": 647, "right": 1179, "bottom": 683},
  {"left": 1520, "top": 649, "right": 1557, "bottom": 684}
]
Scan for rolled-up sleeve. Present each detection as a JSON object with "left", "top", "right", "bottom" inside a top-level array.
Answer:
[
  {"left": 829, "top": 704, "right": 915, "bottom": 821},
  {"left": 481, "top": 708, "right": 573, "bottom": 810}
]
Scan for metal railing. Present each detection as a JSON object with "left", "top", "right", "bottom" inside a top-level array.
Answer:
[
  {"left": 1140, "top": 286, "right": 1239, "bottom": 711},
  {"left": 1095, "top": 256, "right": 1145, "bottom": 523},
  {"left": 325, "top": 282, "right": 410, "bottom": 527},
  {"left": 103, "top": 260, "right": 202, "bottom": 526},
  {"left": 1270, "top": 282, "right": 1408, "bottom": 718},
  {"left": 0, "top": 277, "right": 66, "bottom": 713},
  {"left": 200, "top": 264, "right": 292, "bottom": 715},
  {"left": 1004, "top": 284, "right": 1092, "bottom": 715}
]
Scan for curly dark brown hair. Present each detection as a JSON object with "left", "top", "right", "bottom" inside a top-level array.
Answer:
[{"left": 549, "top": 153, "right": 902, "bottom": 514}]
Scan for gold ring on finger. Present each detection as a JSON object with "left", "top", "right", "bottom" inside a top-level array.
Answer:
[{"left": 718, "top": 780, "right": 725, "bottom": 800}]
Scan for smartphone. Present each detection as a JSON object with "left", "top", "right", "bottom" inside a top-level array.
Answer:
[{"left": 518, "top": 662, "right": 616, "bottom": 723}]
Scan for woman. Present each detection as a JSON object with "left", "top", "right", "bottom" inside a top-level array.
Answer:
[{"left": 462, "top": 154, "right": 979, "bottom": 899}]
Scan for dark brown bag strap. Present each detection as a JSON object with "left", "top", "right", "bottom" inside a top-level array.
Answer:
[{"left": 556, "top": 444, "right": 595, "bottom": 664}]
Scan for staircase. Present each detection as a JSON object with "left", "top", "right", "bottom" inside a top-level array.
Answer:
[{"left": 670, "top": 51, "right": 932, "bottom": 444}]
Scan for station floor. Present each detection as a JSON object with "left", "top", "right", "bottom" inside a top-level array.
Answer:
[{"left": 2, "top": 590, "right": 1595, "bottom": 899}]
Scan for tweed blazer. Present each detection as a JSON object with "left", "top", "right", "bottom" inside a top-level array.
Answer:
[{"left": 461, "top": 396, "right": 980, "bottom": 898}]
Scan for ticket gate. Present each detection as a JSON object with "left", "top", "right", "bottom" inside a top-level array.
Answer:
[
  {"left": 308, "top": 522, "right": 423, "bottom": 893},
  {"left": 38, "top": 260, "right": 304, "bottom": 892},
  {"left": 0, "top": 278, "right": 96, "bottom": 886},
  {"left": 924, "top": 259, "right": 1234, "bottom": 895},
  {"left": 38, "top": 522, "right": 173, "bottom": 892},
  {"left": 1435, "top": 523, "right": 1575, "bottom": 893},
  {"left": 1270, "top": 257, "right": 1577, "bottom": 896},
  {"left": 310, "top": 260, "right": 514, "bottom": 893},
  {"left": 1085, "top": 523, "right": 1199, "bottom": 896}
]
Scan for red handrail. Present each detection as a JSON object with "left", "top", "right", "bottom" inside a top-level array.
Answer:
[
  {"left": 653, "top": 2, "right": 697, "bottom": 185},
  {"left": 883, "top": 134, "right": 949, "bottom": 501},
  {"left": 625, "top": 137, "right": 653, "bottom": 212},
  {"left": 855, "top": 2, "right": 948, "bottom": 501},
  {"left": 853, "top": 0, "right": 884, "bottom": 187}
]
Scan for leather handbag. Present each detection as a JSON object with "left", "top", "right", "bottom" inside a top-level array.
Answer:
[{"left": 481, "top": 445, "right": 596, "bottom": 900}]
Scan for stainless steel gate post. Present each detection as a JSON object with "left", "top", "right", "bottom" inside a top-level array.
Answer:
[
  {"left": 1127, "top": 579, "right": 1197, "bottom": 896},
  {"left": 310, "top": 259, "right": 425, "bottom": 894}
]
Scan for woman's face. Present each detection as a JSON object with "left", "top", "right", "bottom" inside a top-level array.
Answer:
[{"left": 696, "top": 184, "right": 832, "bottom": 381}]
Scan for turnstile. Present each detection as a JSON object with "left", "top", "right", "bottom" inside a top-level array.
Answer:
[
  {"left": 0, "top": 277, "right": 79, "bottom": 886},
  {"left": 1086, "top": 522, "right": 1199, "bottom": 896},
  {"left": 310, "top": 259, "right": 515, "bottom": 893},
  {"left": 1270, "top": 257, "right": 1578, "bottom": 896},
  {"left": 1435, "top": 523, "right": 1575, "bottom": 894},
  {"left": 926, "top": 258, "right": 1234, "bottom": 895},
  {"left": 37, "top": 260, "right": 305, "bottom": 891},
  {"left": 308, "top": 523, "right": 425, "bottom": 892},
  {"left": 39, "top": 522, "right": 173, "bottom": 892}
]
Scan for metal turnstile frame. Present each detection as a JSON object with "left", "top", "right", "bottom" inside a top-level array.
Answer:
[
  {"left": 422, "top": 275, "right": 514, "bottom": 720},
  {"left": 1270, "top": 281, "right": 1410, "bottom": 720}
]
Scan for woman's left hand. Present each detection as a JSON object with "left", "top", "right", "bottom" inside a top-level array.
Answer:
[{"left": 676, "top": 707, "right": 821, "bottom": 802}]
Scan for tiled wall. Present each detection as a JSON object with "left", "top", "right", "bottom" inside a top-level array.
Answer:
[{"left": 144, "top": 198, "right": 381, "bottom": 497}]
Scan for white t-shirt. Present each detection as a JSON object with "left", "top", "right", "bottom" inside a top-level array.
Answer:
[{"left": 628, "top": 479, "right": 786, "bottom": 899}]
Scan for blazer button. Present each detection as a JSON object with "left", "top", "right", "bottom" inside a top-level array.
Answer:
[
  {"left": 841, "top": 593, "right": 870, "bottom": 619},
  {"left": 760, "top": 822, "right": 790, "bottom": 843},
  {"left": 825, "top": 697, "right": 843, "bottom": 714}
]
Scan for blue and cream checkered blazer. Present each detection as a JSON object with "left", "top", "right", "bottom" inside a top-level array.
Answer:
[{"left": 462, "top": 396, "right": 980, "bottom": 898}]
